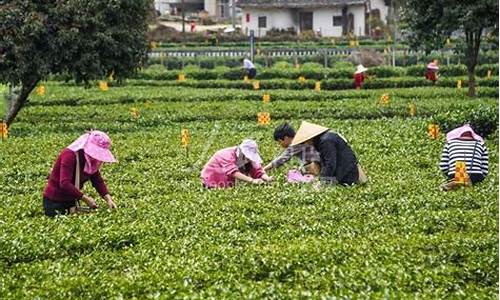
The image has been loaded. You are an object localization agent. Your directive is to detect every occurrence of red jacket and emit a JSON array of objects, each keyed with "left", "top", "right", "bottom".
[
  {"left": 43, "top": 149, "right": 109, "bottom": 202},
  {"left": 354, "top": 73, "right": 364, "bottom": 89},
  {"left": 426, "top": 69, "right": 437, "bottom": 81}
]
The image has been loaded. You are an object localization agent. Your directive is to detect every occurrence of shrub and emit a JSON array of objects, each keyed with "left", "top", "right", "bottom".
[{"left": 432, "top": 105, "right": 499, "bottom": 138}]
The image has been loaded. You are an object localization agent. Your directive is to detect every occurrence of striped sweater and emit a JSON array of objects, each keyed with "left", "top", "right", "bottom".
[{"left": 439, "top": 139, "right": 489, "bottom": 177}]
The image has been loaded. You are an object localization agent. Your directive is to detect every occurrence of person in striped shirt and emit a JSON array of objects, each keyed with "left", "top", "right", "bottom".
[{"left": 439, "top": 124, "right": 489, "bottom": 184}]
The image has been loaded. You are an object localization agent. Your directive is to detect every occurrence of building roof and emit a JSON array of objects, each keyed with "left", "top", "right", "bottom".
[{"left": 236, "top": 0, "right": 367, "bottom": 9}]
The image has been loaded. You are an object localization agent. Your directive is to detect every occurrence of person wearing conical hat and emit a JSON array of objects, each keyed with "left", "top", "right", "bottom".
[
  {"left": 354, "top": 64, "right": 368, "bottom": 90},
  {"left": 201, "top": 139, "right": 273, "bottom": 188},
  {"left": 425, "top": 59, "right": 439, "bottom": 82},
  {"left": 291, "top": 121, "right": 361, "bottom": 185},
  {"left": 264, "top": 123, "right": 321, "bottom": 176}
]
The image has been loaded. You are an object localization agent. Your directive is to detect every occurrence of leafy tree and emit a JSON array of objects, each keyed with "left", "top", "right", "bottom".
[
  {"left": 0, "top": 0, "right": 151, "bottom": 126},
  {"left": 402, "top": 0, "right": 498, "bottom": 97}
]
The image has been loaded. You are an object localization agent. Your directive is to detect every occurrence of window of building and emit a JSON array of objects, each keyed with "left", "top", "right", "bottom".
[
  {"left": 333, "top": 16, "right": 343, "bottom": 26},
  {"left": 258, "top": 16, "right": 267, "bottom": 28}
]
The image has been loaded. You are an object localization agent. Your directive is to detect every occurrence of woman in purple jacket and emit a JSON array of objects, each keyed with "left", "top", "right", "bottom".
[{"left": 43, "top": 130, "right": 118, "bottom": 217}]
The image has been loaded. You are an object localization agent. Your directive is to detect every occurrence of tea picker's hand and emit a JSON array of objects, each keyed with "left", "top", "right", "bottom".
[
  {"left": 104, "top": 194, "right": 117, "bottom": 209},
  {"left": 83, "top": 195, "right": 98, "bottom": 209}
]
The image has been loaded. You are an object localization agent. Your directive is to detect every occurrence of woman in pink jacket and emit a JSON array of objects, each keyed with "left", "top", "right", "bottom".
[
  {"left": 201, "top": 139, "right": 273, "bottom": 188},
  {"left": 43, "top": 130, "right": 118, "bottom": 217}
]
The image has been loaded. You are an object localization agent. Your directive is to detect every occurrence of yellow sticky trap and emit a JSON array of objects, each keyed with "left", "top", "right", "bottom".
[
  {"left": 243, "top": 75, "right": 249, "bottom": 83},
  {"left": 181, "top": 128, "right": 190, "bottom": 148},
  {"left": 349, "top": 40, "right": 358, "bottom": 47},
  {"left": 150, "top": 41, "right": 157, "bottom": 49},
  {"left": 263, "top": 93, "right": 270, "bottom": 103},
  {"left": 314, "top": 81, "right": 321, "bottom": 91},
  {"left": 298, "top": 76, "right": 306, "bottom": 84},
  {"left": 108, "top": 71, "right": 115, "bottom": 81},
  {"left": 36, "top": 85, "right": 46, "bottom": 96},
  {"left": 253, "top": 81, "right": 260, "bottom": 90},
  {"left": 99, "top": 81, "right": 109, "bottom": 91},
  {"left": 144, "top": 100, "right": 153, "bottom": 108},
  {"left": 257, "top": 112, "right": 270, "bottom": 125},
  {"left": 446, "top": 38, "right": 451, "bottom": 46},
  {"left": 177, "top": 73, "right": 186, "bottom": 82},
  {"left": 0, "top": 122, "right": 8, "bottom": 140},
  {"left": 130, "top": 107, "right": 140, "bottom": 119},
  {"left": 294, "top": 63, "right": 300, "bottom": 69},
  {"left": 454, "top": 161, "right": 470, "bottom": 185},
  {"left": 457, "top": 80, "right": 462, "bottom": 89},
  {"left": 427, "top": 124, "right": 440, "bottom": 139},
  {"left": 487, "top": 70, "right": 492, "bottom": 79},
  {"left": 408, "top": 103, "right": 416, "bottom": 117},
  {"left": 384, "top": 48, "right": 388, "bottom": 54},
  {"left": 379, "top": 93, "right": 390, "bottom": 105},
  {"left": 256, "top": 48, "right": 261, "bottom": 55}
]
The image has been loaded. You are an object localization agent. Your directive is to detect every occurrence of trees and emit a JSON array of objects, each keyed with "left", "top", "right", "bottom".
[
  {"left": 402, "top": 0, "right": 498, "bottom": 97},
  {"left": 0, "top": 0, "right": 151, "bottom": 126}
]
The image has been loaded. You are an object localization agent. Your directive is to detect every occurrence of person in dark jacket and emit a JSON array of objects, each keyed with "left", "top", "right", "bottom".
[{"left": 291, "top": 121, "right": 366, "bottom": 185}]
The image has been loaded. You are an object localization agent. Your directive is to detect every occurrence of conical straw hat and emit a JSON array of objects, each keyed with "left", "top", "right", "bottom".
[{"left": 291, "top": 121, "right": 329, "bottom": 146}]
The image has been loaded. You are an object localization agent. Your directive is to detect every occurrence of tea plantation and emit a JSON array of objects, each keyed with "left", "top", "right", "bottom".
[{"left": 0, "top": 73, "right": 498, "bottom": 298}]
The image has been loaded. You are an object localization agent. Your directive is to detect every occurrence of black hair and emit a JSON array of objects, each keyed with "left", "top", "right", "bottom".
[{"left": 273, "top": 123, "right": 295, "bottom": 141}]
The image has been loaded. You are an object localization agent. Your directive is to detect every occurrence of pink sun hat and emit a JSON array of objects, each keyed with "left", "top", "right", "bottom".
[
  {"left": 238, "top": 139, "right": 263, "bottom": 164},
  {"left": 67, "top": 130, "right": 117, "bottom": 163},
  {"left": 446, "top": 124, "right": 484, "bottom": 143},
  {"left": 427, "top": 62, "right": 439, "bottom": 70}
]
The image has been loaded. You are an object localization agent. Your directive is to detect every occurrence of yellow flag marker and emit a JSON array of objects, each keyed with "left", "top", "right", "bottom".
[
  {"left": 379, "top": 93, "right": 390, "bottom": 105},
  {"left": 408, "top": 103, "right": 416, "bottom": 117},
  {"left": 314, "top": 81, "right": 321, "bottom": 91},
  {"left": 257, "top": 112, "right": 270, "bottom": 125},
  {"left": 99, "top": 81, "right": 109, "bottom": 91},
  {"left": 263, "top": 93, "right": 270, "bottom": 103},
  {"left": 457, "top": 80, "right": 462, "bottom": 89},
  {"left": 130, "top": 107, "right": 140, "bottom": 119},
  {"left": 253, "top": 81, "right": 260, "bottom": 90},
  {"left": 298, "top": 76, "right": 306, "bottom": 84},
  {"left": 177, "top": 73, "right": 186, "bottom": 82},
  {"left": 36, "top": 85, "right": 46, "bottom": 96},
  {"left": 454, "top": 161, "right": 470, "bottom": 186},
  {"left": 428, "top": 124, "right": 440, "bottom": 140},
  {"left": 181, "top": 128, "right": 190, "bottom": 149},
  {"left": 0, "top": 122, "right": 8, "bottom": 140}
]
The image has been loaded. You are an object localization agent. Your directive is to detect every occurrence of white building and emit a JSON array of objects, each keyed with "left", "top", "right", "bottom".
[
  {"left": 154, "top": 0, "right": 237, "bottom": 20},
  {"left": 237, "top": 0, "right": 389, "bottom": 37}
]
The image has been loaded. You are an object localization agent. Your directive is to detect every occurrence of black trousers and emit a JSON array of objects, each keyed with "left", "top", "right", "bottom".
[
  {"left": 247, "top": 68, "right": 257, "bottom": 79},
  {"left": 447, "top": 173, "right": 485, "bottom": 184},
  {"left": 43, "top": 197, "right": 76, "bottom": 217},
  {"left": 340, "top": 165, "right": 360, "bottom": 186},
  {"left": 320, "top": 165, "right": 359, "bottom": 185}
]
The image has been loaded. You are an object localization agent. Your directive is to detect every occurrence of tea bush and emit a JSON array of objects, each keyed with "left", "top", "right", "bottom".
[{"left": 0, "top": 80, "right": 498, "bottom": 299}]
